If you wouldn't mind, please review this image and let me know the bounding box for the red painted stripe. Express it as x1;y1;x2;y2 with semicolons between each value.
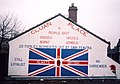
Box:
29;60;55;64
62;61;88;65
29;48;54;60
56;67;60;77
29;60;37;63
57;48;60;58
64;49;88;60
49;61;55;64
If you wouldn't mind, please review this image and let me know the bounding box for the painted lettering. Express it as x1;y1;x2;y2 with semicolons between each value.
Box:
11;62;25;66
40;40;50;44
66;36;78;40
67;22;88;37
96;60;100;63
14;58;23;61
61;31;69;35
66;41;78;45
48;31;60;35
31;21;52;34
40;36;52;39
89;64;107;68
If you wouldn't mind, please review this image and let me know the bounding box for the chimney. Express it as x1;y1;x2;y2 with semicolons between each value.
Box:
68;3;78;22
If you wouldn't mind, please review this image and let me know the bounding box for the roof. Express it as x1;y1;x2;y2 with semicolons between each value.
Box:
117;39;120;46
9;13;109;44
108;48;117;54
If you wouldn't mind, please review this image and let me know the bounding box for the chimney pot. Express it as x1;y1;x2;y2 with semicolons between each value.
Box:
68;3;78;22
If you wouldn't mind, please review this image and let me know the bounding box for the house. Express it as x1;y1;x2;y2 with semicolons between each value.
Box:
108;39;120;64
8;4;120;79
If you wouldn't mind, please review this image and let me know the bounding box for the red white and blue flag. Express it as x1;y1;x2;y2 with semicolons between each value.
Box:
28;48;88;77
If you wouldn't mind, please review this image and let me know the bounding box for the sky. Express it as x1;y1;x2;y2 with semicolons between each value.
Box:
0;0;120;48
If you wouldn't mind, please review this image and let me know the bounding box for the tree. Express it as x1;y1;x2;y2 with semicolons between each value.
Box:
0;13;23;53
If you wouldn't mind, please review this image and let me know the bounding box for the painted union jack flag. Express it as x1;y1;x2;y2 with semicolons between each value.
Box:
28;48;88;77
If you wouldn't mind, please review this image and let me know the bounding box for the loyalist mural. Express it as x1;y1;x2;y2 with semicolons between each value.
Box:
8;14;120;79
